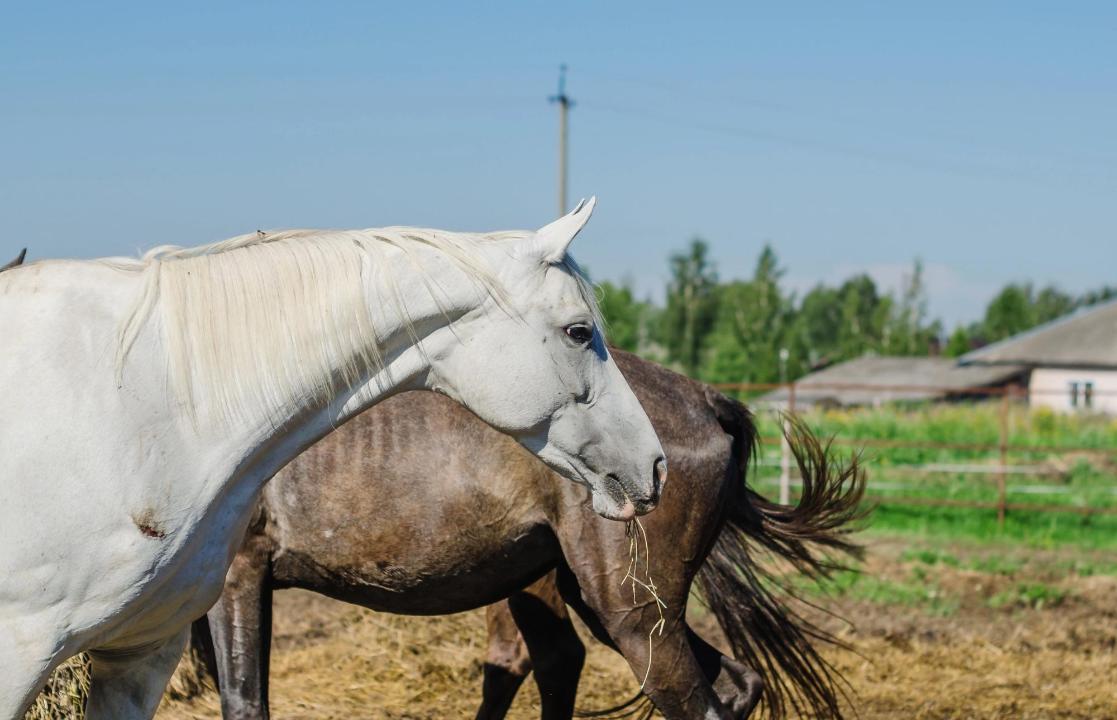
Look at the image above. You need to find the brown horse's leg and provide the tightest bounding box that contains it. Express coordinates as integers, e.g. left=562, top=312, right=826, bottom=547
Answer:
left=477, top=573, right=585, bottom=720
left=687, top=627, right=763, bottom=718
left=207, top=538, right=273, bottom=720
left=557, top=565, right=739, bottom=719
left=507, top=573, right=585, bottom=720
left=476, top=600, right=531, bottom=720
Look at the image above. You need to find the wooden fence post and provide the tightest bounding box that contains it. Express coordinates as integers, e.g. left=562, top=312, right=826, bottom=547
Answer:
left=779, top=383, right=796, bottom=505
left=997, top=386, right=1012, bottom=528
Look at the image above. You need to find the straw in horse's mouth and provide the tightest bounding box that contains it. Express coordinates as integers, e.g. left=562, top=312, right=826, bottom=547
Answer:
left=622, top=505, right=667, bottom=690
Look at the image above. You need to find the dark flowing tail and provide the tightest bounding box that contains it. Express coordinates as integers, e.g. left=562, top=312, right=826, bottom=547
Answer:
left=575, top=693, right=655, bottom=720
left=700, top=389, right=867, bottom=720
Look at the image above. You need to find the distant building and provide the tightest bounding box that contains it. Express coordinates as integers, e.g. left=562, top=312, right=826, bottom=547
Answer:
left=761, top=355, right=1025, bottom=409
left=961, top=298, right=1117, bottom=414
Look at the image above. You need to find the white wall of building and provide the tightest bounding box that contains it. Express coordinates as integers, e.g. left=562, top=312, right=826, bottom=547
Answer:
left=1028, top=368, right=1117, bottom=414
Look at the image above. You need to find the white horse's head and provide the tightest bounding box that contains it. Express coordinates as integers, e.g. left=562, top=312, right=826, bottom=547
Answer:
left=108, top=196, right=665, bottom=520
left=427, top=199, right=666, bottom=520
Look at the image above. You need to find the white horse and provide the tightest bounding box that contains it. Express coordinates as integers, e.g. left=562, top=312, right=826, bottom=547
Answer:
left=0, top=199, right=667, bottom=719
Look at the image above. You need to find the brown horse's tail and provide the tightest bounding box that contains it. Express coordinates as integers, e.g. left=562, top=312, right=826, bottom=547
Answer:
left=699, top=389, right=866, bottom=720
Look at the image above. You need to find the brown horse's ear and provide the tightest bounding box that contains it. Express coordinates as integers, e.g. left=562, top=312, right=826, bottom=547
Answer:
left=0, top=248, right=26, bottom=272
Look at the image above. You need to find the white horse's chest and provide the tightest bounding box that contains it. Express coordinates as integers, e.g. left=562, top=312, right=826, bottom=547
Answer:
left=81, top=476, right=264, bottom=650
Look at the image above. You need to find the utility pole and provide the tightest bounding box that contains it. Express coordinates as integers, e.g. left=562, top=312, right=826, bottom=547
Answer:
left=549, top=64, right=574, bottom=217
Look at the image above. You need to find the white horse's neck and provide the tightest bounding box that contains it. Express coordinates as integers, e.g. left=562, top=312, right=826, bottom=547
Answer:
left=111, top=228, right=503, bottom=433
left=164, top=239, right=494, bottom=495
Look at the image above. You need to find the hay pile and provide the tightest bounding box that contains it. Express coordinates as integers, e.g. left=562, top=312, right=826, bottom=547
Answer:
left=156, top=591, right=644, bottom=720
left=32, top=537, right=1117, bottom=719
left=25, top=655, right=88, bottom=720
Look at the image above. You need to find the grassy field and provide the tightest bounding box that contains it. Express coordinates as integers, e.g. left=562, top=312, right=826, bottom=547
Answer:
left=751, top=401, right=1117, bottom=549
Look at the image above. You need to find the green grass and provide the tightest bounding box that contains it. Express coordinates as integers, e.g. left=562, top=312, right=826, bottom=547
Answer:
left=797, top=569, right=960, bottom=617
left=988, top=583, right=1068, bottom=611
left=757, top=402, right=1117, bottom=460
left=965, top=555, right=1024, bottom=576
left=900, top=548, right=960, bottom=567
left=751, top=401, right=1117, bottom=549
left=865, top=503, right=1117, bottom=550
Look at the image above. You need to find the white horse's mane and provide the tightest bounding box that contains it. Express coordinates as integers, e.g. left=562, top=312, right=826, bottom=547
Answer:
left=104, top=225, right=603, bottom=428
left=105, top=226, right=531, bottom=427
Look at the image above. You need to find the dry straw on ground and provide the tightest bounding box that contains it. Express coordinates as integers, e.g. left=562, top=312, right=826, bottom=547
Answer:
left=25, top=655, right=88, bottom=720
left=30, top=537, right=1117, bottom=719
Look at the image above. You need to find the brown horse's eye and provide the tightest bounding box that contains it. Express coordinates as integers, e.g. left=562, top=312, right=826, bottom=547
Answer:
left=564, top=324, right=594, bottom=345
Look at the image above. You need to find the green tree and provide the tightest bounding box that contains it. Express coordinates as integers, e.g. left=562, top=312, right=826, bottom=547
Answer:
left=700, top=245, right=795, bottom=384
left=598, top=280, right=653, bottom=353
left=786, top=272, right=889, bottom=371
left=1033, top=286, right=1075, bottom=325
left=661, top=239, right=718, bottom=375
left=944, top=326, right=971, bottom=358
left=1077, top=285, right=1117, bottom=307
left=791, top=284, right=842, bottom=368
left=836, top=274, right=885, bottom=359
left=982, top=284, right=1035, bottom=342
left=882, top=259, right=937, bottom=355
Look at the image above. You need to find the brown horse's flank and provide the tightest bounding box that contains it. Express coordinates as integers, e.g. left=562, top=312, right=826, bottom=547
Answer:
left=189, top=351, right=865, bottom=719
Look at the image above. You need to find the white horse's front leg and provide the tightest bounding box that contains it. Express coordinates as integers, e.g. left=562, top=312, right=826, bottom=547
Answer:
left=85, top=628, right=188, bottom=720
left=0, top=622, right=63, bottom=720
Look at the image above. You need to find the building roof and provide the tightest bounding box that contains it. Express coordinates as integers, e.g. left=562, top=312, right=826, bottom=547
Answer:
left=961, top=298, right=1117, bottom=370
left=760, top=355, right=1026, bottom=408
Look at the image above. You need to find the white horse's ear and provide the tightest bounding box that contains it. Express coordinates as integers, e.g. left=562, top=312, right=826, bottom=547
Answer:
left=528, top=196, right=596, bottom=263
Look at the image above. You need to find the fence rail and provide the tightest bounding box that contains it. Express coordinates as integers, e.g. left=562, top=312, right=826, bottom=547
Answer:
left=715, top=379, right=1117, bottom=526
left=755, top=434, right=1117, bottom=457
left=716, top=380, right=1117, bottom=397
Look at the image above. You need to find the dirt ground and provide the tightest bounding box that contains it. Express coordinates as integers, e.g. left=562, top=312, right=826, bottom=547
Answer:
left=151, top=535, right=1116, bottom=719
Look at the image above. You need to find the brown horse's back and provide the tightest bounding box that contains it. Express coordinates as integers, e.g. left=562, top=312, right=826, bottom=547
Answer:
left=257, top=350, right=732, bottom=614
left=264, top=390, right=563, bottom=614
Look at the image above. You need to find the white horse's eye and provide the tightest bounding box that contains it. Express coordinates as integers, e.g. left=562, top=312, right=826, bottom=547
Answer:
left=563, top=323, right=594, bottom=345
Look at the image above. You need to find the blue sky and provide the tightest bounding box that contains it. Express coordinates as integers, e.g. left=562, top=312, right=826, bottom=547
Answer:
left=3, top=2, right=1114, bottom=326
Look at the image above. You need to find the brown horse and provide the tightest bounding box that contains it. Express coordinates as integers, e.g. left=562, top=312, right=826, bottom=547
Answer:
left=190, top=350, right=864, bottom=719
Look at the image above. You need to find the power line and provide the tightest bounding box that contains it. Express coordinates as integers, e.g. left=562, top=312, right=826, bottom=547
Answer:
left=580, top=98, right=1114, bottom=190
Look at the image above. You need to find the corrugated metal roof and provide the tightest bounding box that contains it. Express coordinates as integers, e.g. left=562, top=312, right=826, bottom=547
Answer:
left=760, top=355, right=1026, bottom=407
left=961, top=298, right=1117, bottom=369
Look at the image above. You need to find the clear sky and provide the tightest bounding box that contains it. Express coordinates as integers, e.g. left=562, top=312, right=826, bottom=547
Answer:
left=3, top=2, right=1114, bottom=326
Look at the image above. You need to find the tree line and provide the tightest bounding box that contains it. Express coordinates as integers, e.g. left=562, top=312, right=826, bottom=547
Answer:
left=597, top=238, right=1115, bottom=386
